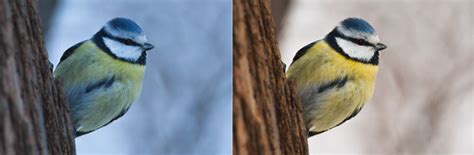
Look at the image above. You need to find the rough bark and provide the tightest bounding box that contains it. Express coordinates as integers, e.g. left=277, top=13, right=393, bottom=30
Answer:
left=0, top=0, right=75, bottom=154
left=233, top=0, right=308, bottom=155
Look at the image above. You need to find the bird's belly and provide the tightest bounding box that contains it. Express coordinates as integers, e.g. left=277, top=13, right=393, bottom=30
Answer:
left=69, top=80, right=141, bottom=132
left=302, top=80, right=373, bottom=132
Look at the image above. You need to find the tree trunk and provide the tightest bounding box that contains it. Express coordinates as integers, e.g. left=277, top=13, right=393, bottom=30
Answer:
left=0, top=0, right=75, bottom=154
left=233, top=0, right=308, bottom=154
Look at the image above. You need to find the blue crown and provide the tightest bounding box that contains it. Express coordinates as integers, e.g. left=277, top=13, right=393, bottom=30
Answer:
left=340, top=18, right=375, bottom=34
left=106, top=17, right=143, bottom=34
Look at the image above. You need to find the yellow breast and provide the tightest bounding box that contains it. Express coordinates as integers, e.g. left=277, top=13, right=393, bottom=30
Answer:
left=287, top=40, right=378, bottom=132
left=54, top=41, right=145, bottom=93
left=54, top=40, right=145, bottom=131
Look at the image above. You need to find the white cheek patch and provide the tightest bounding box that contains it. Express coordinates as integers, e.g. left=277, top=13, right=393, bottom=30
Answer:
left=103, top=37, right=142, bottom=61
left=335, top=37, right=375, bottom=61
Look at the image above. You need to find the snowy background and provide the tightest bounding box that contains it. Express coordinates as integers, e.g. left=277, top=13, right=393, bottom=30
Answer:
left=43, top=0, right=231, bottom=154
left=278, top=0, right=473, bottom=154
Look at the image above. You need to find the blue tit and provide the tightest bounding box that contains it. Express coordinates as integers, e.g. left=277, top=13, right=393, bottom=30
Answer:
left=54, top=17, right=154, bottom=137
left=286, top=18, right=387, bottom=137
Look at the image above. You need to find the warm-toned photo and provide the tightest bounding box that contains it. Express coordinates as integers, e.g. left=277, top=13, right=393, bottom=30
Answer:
left=233, top=0, right=472, bottom=154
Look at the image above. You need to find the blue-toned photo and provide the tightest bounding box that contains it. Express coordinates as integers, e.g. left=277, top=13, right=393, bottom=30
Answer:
left=44, top=0, right=231, bottom=154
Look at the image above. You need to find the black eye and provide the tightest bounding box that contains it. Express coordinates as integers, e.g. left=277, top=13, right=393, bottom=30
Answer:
left=355, top=39, right=365, bottom=44
left=351, top=38, right=371, bottom=46
left=124, top=39, right=134, bottom=45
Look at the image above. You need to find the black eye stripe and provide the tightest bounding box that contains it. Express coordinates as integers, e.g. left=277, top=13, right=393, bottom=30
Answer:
left=102, top=31, right=141, bottom=46
left=114, top=37, right=141, bottom=46
left=334, top=30, right=375, bottom=46
left=345, top=37, right=373, bottom=46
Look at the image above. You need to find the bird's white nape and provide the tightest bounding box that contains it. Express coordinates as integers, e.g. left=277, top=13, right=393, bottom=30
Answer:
left=335, top=37, right=375, bottom=61
left=103, top=37, right=143, bottom=61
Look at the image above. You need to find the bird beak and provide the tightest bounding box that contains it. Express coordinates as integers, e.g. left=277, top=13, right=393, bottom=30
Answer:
left=142, top=43, right=154, bottom=51
left=375, top=43, right=387, bottom=51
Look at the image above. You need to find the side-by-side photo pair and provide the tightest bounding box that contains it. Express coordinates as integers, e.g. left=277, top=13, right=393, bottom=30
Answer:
left=0, top=0, right=471, bottom=154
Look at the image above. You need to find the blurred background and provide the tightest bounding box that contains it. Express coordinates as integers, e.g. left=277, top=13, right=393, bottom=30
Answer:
left=274, top=0, right=473, bottom=154
left=40, top=0, right=231, bottom=154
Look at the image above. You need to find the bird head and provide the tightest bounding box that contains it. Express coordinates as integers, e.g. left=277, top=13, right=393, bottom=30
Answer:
left=93, top=17, right=154, bottom=64
left=325, top=18, right=386, bottom=64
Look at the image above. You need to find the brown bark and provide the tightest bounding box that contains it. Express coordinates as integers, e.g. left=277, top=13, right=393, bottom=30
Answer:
left=0, top=0, right=75, bottom=154
left=233, top=0, right=308, bottom=155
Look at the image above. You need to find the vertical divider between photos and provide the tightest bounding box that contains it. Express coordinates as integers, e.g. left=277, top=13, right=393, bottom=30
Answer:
left=233, top=0, right=309, bottom=154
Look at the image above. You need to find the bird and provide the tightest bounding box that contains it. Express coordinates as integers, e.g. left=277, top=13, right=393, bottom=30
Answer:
left=53, top=17, right=154, bottom=137
left=286, top=18, right=387, bottom=137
